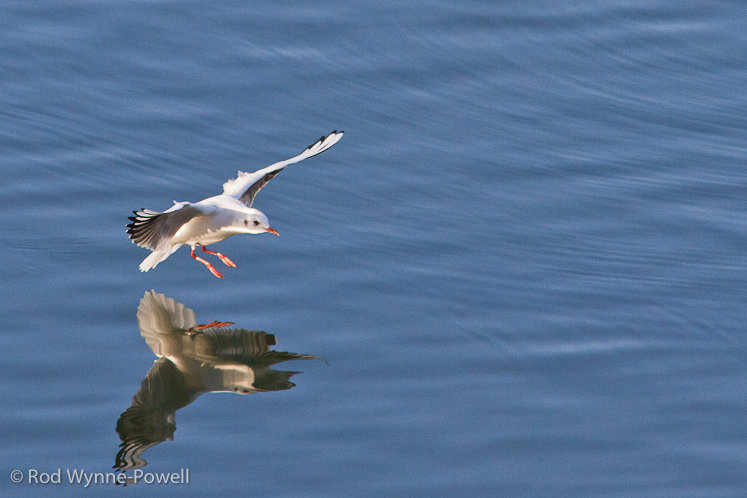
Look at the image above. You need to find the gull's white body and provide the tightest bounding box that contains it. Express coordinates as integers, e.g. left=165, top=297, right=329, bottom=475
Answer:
left=128, top=131, right=343, bottom=277
left=138, top=197, right=265, bottom=272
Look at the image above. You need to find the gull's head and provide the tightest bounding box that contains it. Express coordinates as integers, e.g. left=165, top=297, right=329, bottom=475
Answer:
left=239, top=211, right=279, bottom=236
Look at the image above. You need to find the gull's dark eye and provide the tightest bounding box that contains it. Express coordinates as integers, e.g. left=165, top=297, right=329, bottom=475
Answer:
left=253, top=220, right=260, bottom=226
left=244, top=219, right=248, bottom=226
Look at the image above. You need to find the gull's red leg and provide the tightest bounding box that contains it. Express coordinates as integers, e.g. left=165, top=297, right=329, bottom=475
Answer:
left=191, top=247, right=224, bottom=278
left=201, top=245, right=237, bottom=268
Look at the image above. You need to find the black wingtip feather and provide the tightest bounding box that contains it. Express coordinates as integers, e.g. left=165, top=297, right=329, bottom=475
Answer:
left=126, top=209, right=166, bottom=247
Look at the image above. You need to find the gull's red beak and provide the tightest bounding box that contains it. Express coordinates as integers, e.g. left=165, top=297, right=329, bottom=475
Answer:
left=265, top=227, right=280, bottom=236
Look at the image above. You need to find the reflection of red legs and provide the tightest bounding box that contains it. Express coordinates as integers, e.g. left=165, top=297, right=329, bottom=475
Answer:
left=201, top=245, right=237, bottom=268
left=188, top=320, right=234, bottom=332
left=191, top=248, right=224, bottom=279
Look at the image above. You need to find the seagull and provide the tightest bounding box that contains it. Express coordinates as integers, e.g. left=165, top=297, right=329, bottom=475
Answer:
left=127, top=131, right=343, bottom=278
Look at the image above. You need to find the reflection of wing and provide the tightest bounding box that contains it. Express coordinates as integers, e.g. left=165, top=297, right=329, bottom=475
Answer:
left=193, top=328, right=328, bottom=366
left=137, top=291, right=198, bottom=356
left=114, top=358, right=196, bottom=472
left=258, top=350, right=328, bottom=365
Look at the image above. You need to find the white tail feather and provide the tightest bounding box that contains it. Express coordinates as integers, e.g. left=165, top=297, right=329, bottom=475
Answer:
left=139, top=245, right=182, bottom=272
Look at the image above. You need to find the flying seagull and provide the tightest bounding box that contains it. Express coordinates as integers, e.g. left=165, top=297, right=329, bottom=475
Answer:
left=127, top=131, right=343, bottom=278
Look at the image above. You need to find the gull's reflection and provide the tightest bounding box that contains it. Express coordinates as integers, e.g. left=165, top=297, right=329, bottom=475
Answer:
left=114, top=291, right=326, bottom=472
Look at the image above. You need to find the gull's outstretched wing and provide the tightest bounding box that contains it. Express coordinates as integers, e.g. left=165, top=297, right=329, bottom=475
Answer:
left=126, top=202, right=215, bottom=252
left=222, top=130, right=344, bottom=207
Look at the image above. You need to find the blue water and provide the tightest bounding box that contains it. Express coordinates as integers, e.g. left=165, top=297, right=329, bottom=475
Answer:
left=2, top=0, right=746, bottom=496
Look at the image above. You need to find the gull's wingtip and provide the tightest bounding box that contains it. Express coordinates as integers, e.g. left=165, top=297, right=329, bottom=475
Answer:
left=305, top=130, right=344, bottom=153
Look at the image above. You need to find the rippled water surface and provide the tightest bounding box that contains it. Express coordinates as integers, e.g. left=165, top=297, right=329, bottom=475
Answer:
left=2, top=1, right=746, bottom=496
